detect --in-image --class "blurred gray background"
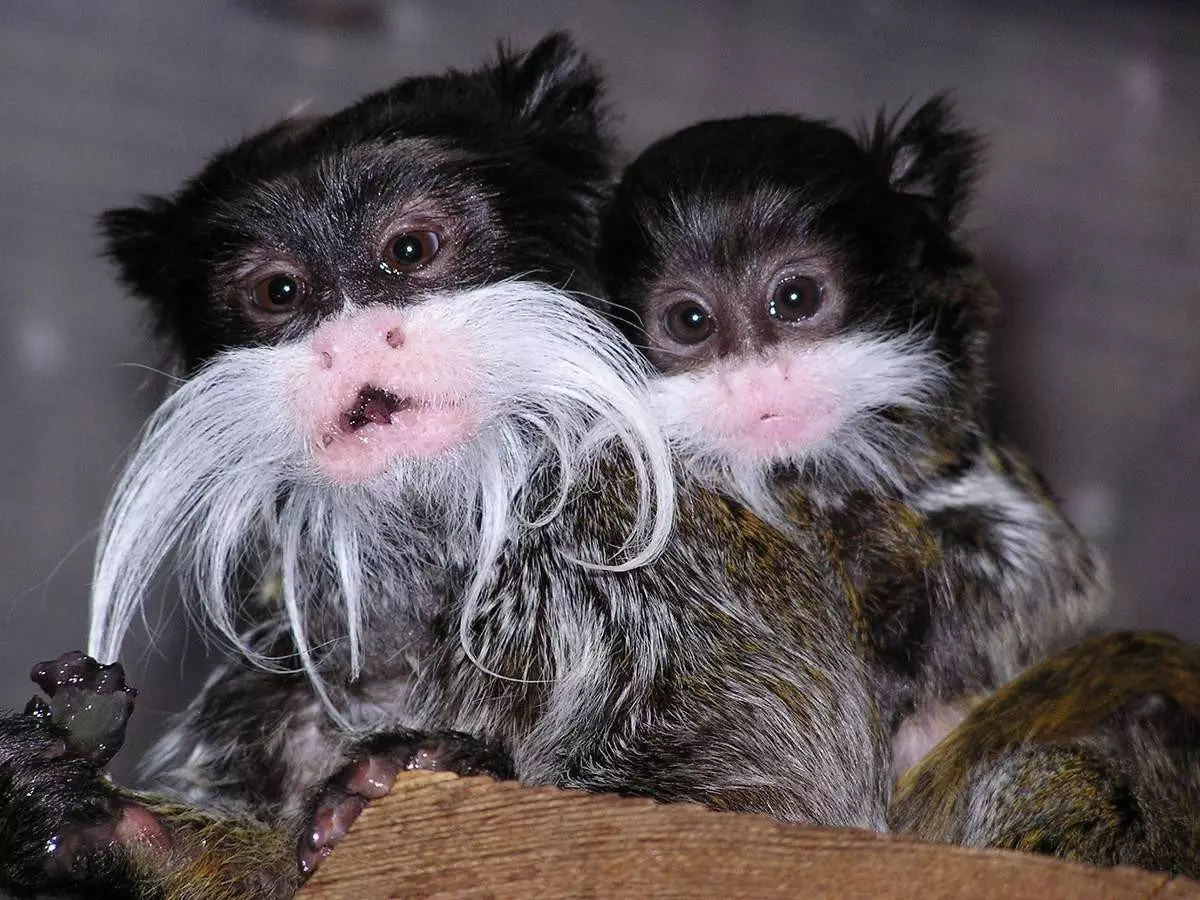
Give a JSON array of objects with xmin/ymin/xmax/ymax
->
[{"xmin": 1, "ymin": 0, "xmax": 1198, "ymax": 773}]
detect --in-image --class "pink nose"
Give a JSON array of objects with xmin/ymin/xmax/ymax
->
[{"xmin": 311, "ymin": 311, "xmax": 406, "ymax": 371}]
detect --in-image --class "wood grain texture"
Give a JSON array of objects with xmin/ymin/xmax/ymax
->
[{"xmin": 299, "ymin": 771, "xmax": 1200, "ymax": 899}]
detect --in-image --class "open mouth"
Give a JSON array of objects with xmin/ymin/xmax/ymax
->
[
  {"xmin": 339, "ymin": 385, "xmax": 413, "ymax": 433},
  {"xmin": 311, "ymin": 376, "xmax": 478, "ymax": 480},
  {"xmin": 321, "ymin": 384, "xmax": 467, "ymax": 452}
]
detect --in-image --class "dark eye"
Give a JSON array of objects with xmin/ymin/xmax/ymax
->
[
  {"xmin": 385, "ymin": 230, "xmax": 441, "ymax": 269},
  {"xmin": 251, "ymin": 272, "xmax": 308, "ymax": 313},
  {"xmin": 663, "ymin": 300, "xmax": 715, "ymax": 344},
  {"xmin": 769, "ymin": 276, "xmax": 823, "ymax": 322}
]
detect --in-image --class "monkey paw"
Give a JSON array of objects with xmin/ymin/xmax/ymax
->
[
  {"xmin": 298, "ymin": 729, "xmax": 513, "ymax": 876},
  {"xmin": 25, "ymin": 650, "xmax": 137, "ymax": 768}
]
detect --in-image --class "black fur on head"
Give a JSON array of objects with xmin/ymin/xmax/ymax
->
[
  {"xmin": 100, "ymin": 32, "xmax": 612, "ymax": 370},
  {"xmin": 598, "ymin": 95, "xmax": 993, "ymax": 401}
]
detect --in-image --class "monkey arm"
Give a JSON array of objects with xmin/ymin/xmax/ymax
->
[
  {"xmin": 828, "ymin": 441, "xmax": 1109, "ymax": 740},
  {"xmin": 910, "ymin": 444, "xmax": 1109, "ymax": 699},
  {"xmin": 137, "ymin": 658, "xmax": 350, "ymax": 822},
  {"xmin": 0, "ymin": 755, "xmax": 299, "ymax": 900},
  {"xmin": 0, "ymin": 653, "xmax": 301, "ymax": 900},
  {"xmin": 890, "ymin": 631, "xmax": 1200, "ymax": 877},
  {"xmin": 0, "ymin": 649, "xmax": 523, "ymax": 898}
]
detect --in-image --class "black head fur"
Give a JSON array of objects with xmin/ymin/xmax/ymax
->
[
  {"xmin": 100, "ymin": 32, "xmax": 612, "ymax": 371},
  {"xmin": 598, "ymin": 96, "xmax": 994, "ymax": 403}
]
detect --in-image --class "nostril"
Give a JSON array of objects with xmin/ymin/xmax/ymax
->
[
  {"xmin": 385, "ymin": 328, "xmax": 404, "ymax": 349},
  {"xmin": 319, "ymin": 351, "xmax": 334, "ymax": 370}
]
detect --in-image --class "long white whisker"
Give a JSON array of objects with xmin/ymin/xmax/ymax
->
[{"xmin": 89, "ymin": 281, "xmax": 678, "ymax": 710}]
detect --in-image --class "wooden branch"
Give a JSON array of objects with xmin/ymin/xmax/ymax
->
[{"xmin": 299, "ymin": 771, "xmax": 1200, "ymax": 899}]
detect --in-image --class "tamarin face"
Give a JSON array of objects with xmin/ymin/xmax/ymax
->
[
  {"xmin": 89, "ymin": 34, "xmax": 675, "ymax": 673},
  {"xmin": 599, "ymin": 99, "xmax": 990, "ymax": 485},
  {"xmin": 102, "ymin": 33, "xmax": 625, "ymax": 484}
]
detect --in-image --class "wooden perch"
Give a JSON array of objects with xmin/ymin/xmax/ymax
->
[{"xmin": 299, "ymin": 771, "xmax": 1200, "ymax": 899}]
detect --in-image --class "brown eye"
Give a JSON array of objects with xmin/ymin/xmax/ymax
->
[
  {"xmin": 769, "ymin": 276, "xmax": 823, "ymax": 322},
  {"xmin": 385, "ymin": 230, "xmax": 441, "ymax": 269},
  {"xmin": 663, "ymin": 300, "xmax": 715, "ymax": 344},
  {"xmin": 251, "ymin": 272, "xmax": 308, "ymax": 312}
]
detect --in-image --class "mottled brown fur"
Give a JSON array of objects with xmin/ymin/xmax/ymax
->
[{"xmin": 892, "ymin": 631, "xmax": 1200, "ymax": 875}]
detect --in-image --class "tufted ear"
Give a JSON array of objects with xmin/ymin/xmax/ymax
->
[
  {"xmin": 98, "ymin": 196, "xmax": 179, "ymax": 306},
  {"xmin": 495, "ymin": 32, "xmax": 606, "ymax": 137},
  {"xmin": 99, "ymin": 117, "xmax": 318, "ymax": 309},
  {"xmin": 862, "ymin": 95, "xmax": 983, "ymax": 227}
]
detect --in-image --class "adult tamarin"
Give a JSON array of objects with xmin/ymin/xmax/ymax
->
[
  {"xmin": 595, "ymin": 98, "xmax": 1110, "ymax": 775},
  {"xmin": 0, "ymin": 34, "xmax": 887, "ymax": 900}
]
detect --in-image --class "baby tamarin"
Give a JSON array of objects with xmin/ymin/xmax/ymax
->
[
  {"xmin": 597, "ymin": 98, "xmax": 1110, "ymax": 773},
  {"xmin": 892, "ymin": 631, "xmax": 1200, "ymax": 876},
  {"xmin": 0, "ymin": 34, "xmax": 887, "ymax": 899}
]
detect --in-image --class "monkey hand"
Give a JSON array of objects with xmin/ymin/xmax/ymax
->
[
  {"xmin": 25, "ymin": 650, "xmax": 138, "ymax": 767},
  {"xmin": 298, "ymin": 729, "xmax": 513, "ymax": 877},
  {"xmin": 0, "ymin": 652, "xmax": 170, "ymax": 896}
]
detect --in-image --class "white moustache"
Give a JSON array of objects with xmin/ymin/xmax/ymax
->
[{"xmin": 88, "ymin": 281, "xmax": 677, "ymax": 724}]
